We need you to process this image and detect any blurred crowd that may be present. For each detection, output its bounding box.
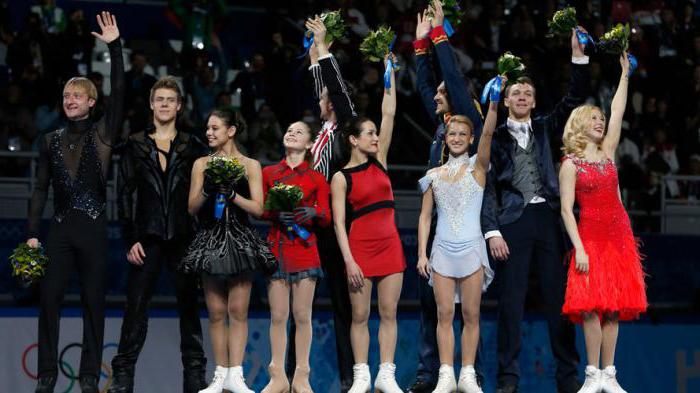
[0,0,699,232]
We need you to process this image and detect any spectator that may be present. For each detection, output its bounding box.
[124,51,157,133]
[30,0,66,35]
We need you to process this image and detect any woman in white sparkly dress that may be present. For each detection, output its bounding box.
[416,92,500,392]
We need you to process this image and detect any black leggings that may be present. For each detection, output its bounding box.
[38,212,108,379]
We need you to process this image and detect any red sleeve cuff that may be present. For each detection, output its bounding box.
[429,25,448,45]
[413,38,430,56]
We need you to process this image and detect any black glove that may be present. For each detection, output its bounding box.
[278,211,295,226]
[293,206,317,224]
[202,173,217,197]
[218,182,235,200]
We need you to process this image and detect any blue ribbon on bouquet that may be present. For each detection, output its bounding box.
[285,223,311,241]
[575,27,595,48]
[443,18,455,37]
[383,36,397,89]
[297,32,315,59]
[627,53,638,77]
[480,75,503,104]
[214,193,226,220]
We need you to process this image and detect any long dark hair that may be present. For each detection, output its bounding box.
[339,116,373,164]
[208,107,247,137]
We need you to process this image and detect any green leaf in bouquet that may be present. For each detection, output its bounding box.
[547,6,578,37]
[320,10,347,43]
[497,52,526,80]
[9,243,49,285]
[360,26,400,69]
[205,156,246,185]
[427,0,465,27]
[597,23,630,54]
[264,183,304,212]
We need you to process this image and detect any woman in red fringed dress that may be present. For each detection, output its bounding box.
[559,52,647,393]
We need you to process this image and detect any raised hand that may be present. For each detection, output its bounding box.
[416,9,431,40]
[571,26,587,57]
[91,11,120,44]
[430,0,445,28]
[620,50,630,74]
[305,16,327,47]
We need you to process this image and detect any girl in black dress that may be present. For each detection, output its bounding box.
[182,108,275,393]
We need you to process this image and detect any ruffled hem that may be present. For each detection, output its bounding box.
[563,236,648,324]
[269,267,324,283]
[180,213,277,276]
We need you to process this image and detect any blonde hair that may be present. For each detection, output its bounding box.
[64,77,98,101]
[446,115,474,135]
[562,105,605,158]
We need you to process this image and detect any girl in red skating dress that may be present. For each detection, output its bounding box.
[330,56,405,393]
[559,52,646,393]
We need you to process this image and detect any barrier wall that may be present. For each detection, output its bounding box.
[2,310,699,393]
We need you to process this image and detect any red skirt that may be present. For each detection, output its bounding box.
[348,210,405,277]
[562,235,647,323]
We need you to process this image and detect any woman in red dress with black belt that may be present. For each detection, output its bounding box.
[261,121,331,393]
[330,58,405,393]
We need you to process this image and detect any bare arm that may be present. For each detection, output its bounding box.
[232,159,264,218]
[331,173,353,263]
[475,100,499,182]
[602,52,630,159]
[331,172,365,288]
[559,158,589,273]
[559,159,582,250]
[377,58,396,168]
[188,158,208,216]
[417,185,434,261]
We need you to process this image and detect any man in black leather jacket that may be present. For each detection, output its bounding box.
[109,76,208,393]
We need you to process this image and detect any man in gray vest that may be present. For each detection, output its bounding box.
[481,28,590,393]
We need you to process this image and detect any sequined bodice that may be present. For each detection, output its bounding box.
[422,155,484,240]
[568,155,632,241]
[49,128,106,221]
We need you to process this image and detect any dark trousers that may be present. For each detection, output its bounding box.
[111,236,206,378]
[38,212,108,379]
[414,218,485,384]
[496,204,579,389]
[287,224,354,392]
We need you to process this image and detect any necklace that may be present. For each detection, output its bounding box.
[65,132,85,151]
[445,153,471,178]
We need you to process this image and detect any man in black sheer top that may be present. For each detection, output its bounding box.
[26,11,124,393]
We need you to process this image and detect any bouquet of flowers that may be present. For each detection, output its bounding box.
[265,184,310,240]
[360,26,397,63]
[305,10,347,44]
[498,52,526,81]
[427,0,465,36]
[597,23,630,54]
[205,156,246,219]
[547,6,578,37]
[360,26,400,88]
[482,52,525,103]
[9,243,49,286]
